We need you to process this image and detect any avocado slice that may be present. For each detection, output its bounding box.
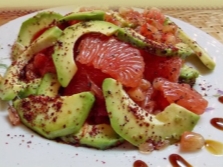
[0,26,63,101]
[17,73,60,98]
[15,26,63,60]
[12,11,62,60]
[58,10,132,28]
[61,123,124,150]
[102,78,200,147]
[116,27,194,58]
[179,64,199,86]
[36,73,60,97]
[18,78,42,98]
[13,92,95,139]
[52,20,119,87]
[58,10,106,23]
[177,28,215,70]
[165,18,215,70]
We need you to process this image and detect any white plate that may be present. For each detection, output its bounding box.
[0,6,223,167]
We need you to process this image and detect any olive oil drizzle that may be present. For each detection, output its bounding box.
[205,140,223,155]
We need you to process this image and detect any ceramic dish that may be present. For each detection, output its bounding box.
[0,6,223,167]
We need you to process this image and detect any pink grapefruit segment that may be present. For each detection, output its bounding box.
[76,33,145,88]
[153,77,208,115]
[142,51,183,83]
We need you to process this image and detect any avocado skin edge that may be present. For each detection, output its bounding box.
[58,10,106,22]
[116,27,195,58]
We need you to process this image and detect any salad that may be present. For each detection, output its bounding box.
[0,6,216,154]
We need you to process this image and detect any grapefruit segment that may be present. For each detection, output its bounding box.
[142,51,183,82]
[76,33,145,88]
[153,78,208,115]
[63,62,110,96]
[62,62,110,125]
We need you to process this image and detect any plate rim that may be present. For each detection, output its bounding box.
[0,5,223,167]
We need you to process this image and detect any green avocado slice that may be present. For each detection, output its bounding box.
[18,73,61,99]
[18,78,42,98]
[58,10,106,22]
[116,27,194,58]
[13,92,95,139]
[0,26,63,101]
[36,73,60,97]
[52,20,119,87]
[58,10,133,28]
[177,27,216,70]
[12,11,62,60]
[165,17,216,70]
[61,123,124,150]
[179,64,199,86]
[102,78,200,147]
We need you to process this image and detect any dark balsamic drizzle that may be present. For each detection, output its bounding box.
[169,154,193,167]
[218,96,223,103]
[133,160,148,167]
[210,118,223,131]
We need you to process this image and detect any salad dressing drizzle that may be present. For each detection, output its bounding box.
[205,140,223,155]
[218,96,223,103]
[133,160,148,167]
[169,154,193,167]
[210,118,223,131]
